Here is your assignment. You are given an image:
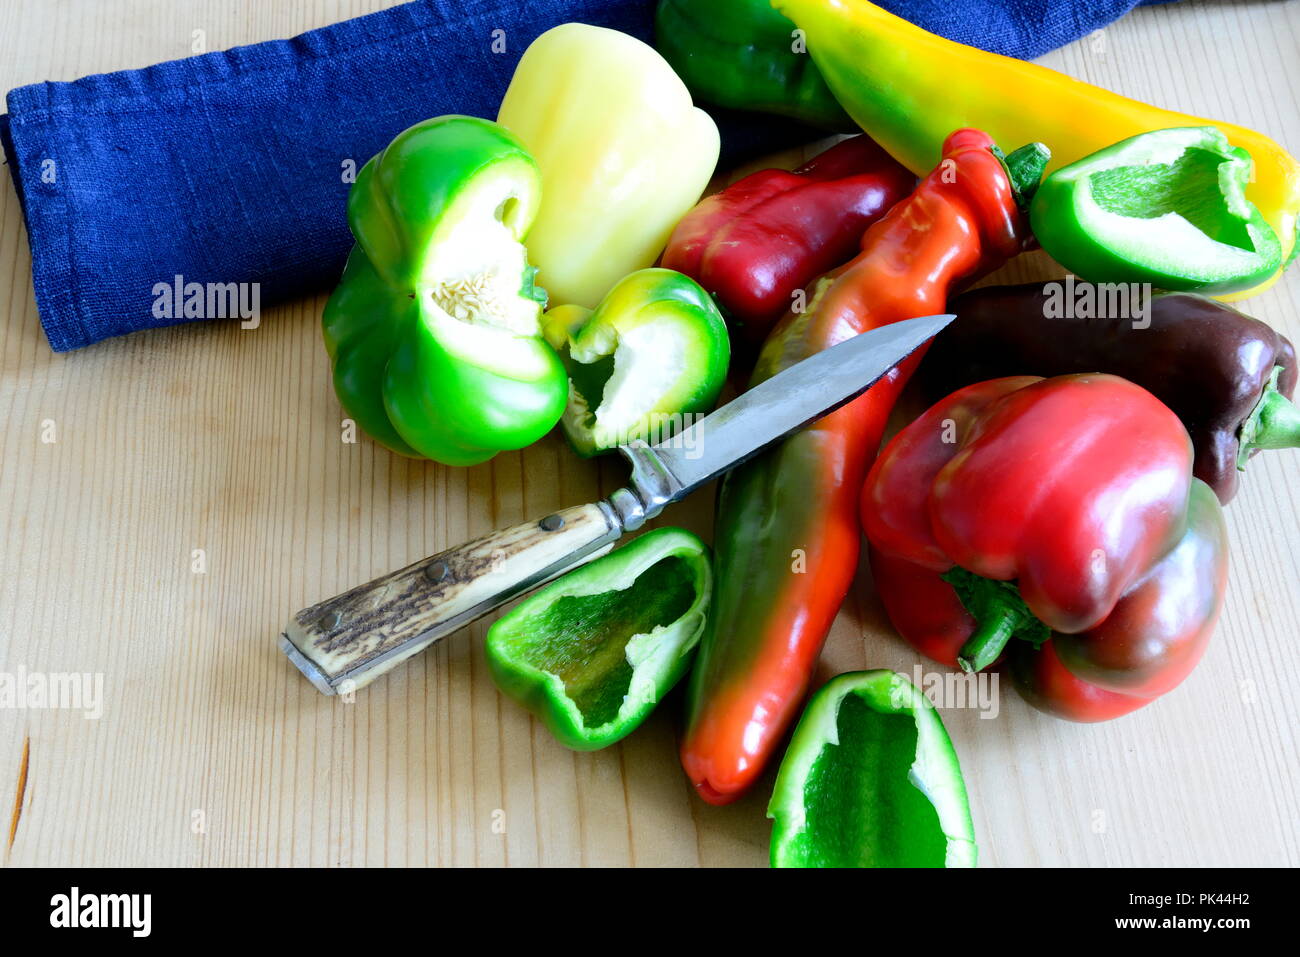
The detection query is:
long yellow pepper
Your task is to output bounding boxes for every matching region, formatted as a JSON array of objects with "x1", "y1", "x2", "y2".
[
  {"x1": 498, "y1": 24, "x2": 720, "y2": 309},
  {"x1": 776, "y1": 0, "x2": 1300, "y2": 299}
]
